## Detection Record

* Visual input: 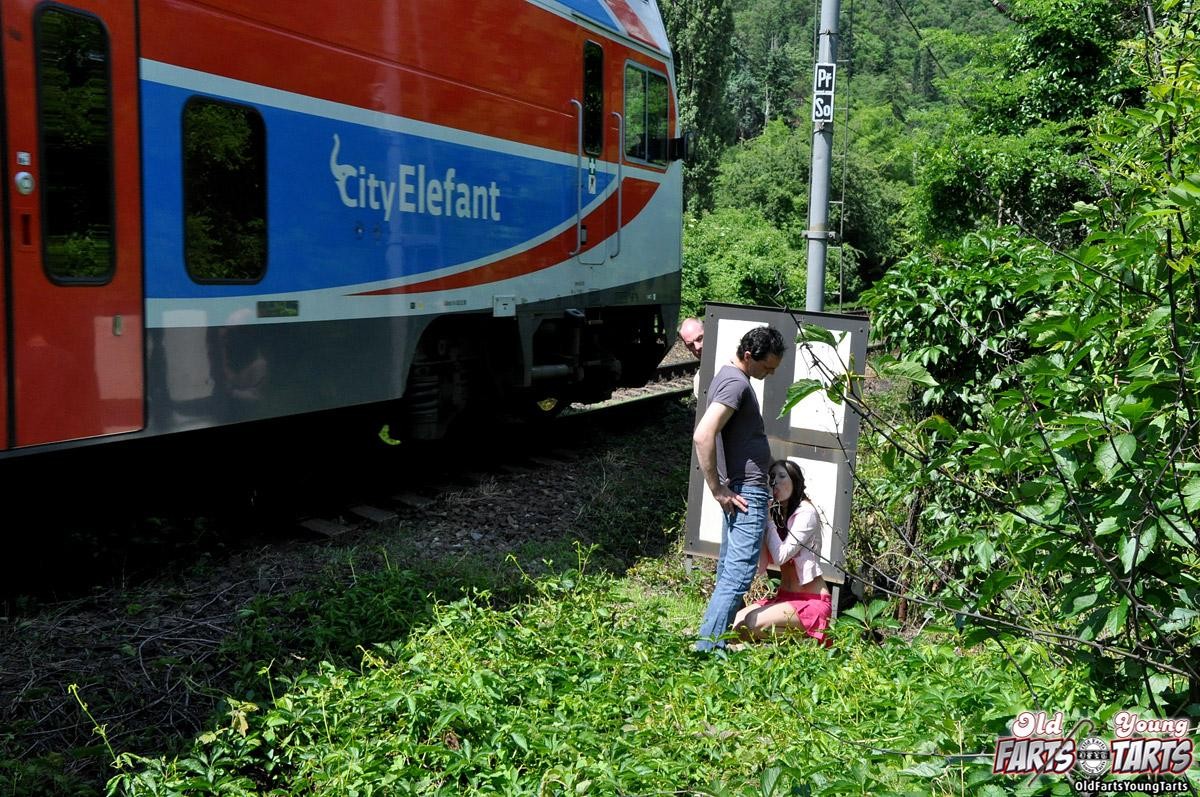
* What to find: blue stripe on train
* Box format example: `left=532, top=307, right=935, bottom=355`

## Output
left=550, top=0, right=621, bottom=31
left=141, top=80, right=612, bottom=299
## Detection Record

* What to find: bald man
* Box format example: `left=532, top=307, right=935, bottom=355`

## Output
left=679, top=317, right=704, bottom=397
left=679, top=317, right=704, bottom=358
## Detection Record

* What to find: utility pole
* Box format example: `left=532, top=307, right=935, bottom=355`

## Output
left=805, top=0, right=840, bottom=312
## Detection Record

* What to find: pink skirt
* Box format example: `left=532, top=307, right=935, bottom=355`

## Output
left=753, top=590, right=833, bottom=647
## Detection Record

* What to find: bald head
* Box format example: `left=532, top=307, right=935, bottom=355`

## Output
left=679, top=317, right=704, bottom=358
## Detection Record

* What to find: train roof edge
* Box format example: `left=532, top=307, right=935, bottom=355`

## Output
left=529, top=0, right=673, bottom=59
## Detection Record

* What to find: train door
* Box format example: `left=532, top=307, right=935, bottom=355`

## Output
left=2, top=0, right=143, bottom=448
left=577, top=39, right=609, bottom=266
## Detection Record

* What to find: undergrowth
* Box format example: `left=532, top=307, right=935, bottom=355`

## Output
left=103, top=550, right=1118, bottom=796
left=8, top=403, right=1187, bottom=796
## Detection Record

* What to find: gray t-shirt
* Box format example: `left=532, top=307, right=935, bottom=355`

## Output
left=708, top=365, right=770, bottom=487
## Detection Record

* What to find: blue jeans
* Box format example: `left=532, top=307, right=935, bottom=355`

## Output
left=695, top=482, right=769, bottom=652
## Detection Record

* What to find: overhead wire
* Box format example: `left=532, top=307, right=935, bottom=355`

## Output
left=888, top=0, right=950, bottom=80
left=836, top=0, right=854, bottom=306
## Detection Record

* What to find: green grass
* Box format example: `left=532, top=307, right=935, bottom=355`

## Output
left=9, top=401, right=1190, bottom=796
left=102, top=550, right=1118, bottom=796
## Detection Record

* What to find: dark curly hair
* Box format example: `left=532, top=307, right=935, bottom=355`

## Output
left=736, top=326, right=786, bottom=362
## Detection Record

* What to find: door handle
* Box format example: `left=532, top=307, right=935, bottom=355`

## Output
left=610, top=111, right=623, bottom=259
left=569, top=99, right=583, bottom=256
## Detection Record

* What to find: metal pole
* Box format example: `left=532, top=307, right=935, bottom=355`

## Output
left=806, top=0, right=840, bottom=312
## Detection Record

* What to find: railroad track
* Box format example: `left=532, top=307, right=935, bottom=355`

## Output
left=1, top=359, right=700, bottom=602
left=297, top=359, right=699, bottom=536
left=0, top=369, right=700, bottom=795
left=560, top=359, right=697, bottom=416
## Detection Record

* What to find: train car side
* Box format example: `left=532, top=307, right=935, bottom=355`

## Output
left=0, top=0, right=683, bottom=455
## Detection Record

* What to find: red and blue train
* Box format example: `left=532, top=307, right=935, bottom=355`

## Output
left=0, top=0, right=683, bottom=456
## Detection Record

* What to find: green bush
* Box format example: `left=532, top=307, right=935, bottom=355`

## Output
left=851, top=15, right=1200, bottom=713
left=681, top=207, right=862, bottom=316
left=106, top=562, right=1109, bottom=796
left=681, top=207, right=805, bottom=315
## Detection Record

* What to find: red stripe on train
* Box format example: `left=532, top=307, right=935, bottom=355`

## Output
left=139, top=0, right=671, bottom=158
left=352, top=178, right=659, bottom=295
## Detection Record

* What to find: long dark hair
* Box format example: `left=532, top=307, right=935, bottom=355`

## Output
left=770, top=459, right=807, bottom=539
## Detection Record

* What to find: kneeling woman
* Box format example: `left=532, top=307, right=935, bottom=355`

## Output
left=733, top=459, right=832, bottom=646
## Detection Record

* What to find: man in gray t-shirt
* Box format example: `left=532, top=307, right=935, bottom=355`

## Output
left=692, top=325, right=786, bottom=652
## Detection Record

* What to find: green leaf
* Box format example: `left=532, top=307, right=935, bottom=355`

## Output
left=1119, top=525, right=1157, bottom=573
left=900, top=760, right=946, bottom=777
left=760, top=766, right=783, bottom=797
left=795, top=323, right=841, bottom=348
left=1159, top=516, right=1196, bottom=548
left=931, top=534, right=976, bottom=554
left=1145, top=672, right=1172, bottom=697
left=1116, top=399, right=1154, bottom=424
left=978, top=785, right=1011, bottom=797
left=1053, top=451, right=1079, bottom=484
left=841, top=603, right=866, bottom=621
left=1094, top=516, right=1121, bottom=539
left=780, top=379, right=825, bottom=416
left=1161, top=605, right=1200, bottom=633
left=1168, top=173, right=1200, bottom=201
left=978, top=571, right=1022, bottom=606
left=1104, top=596, right=1130, bottom=637
left=974, top=539, right=996, bottom=569
left=1070, top=592, right=1099, bottom=616
left=1094, top=434, right=1137, bottom=480
left=1061, top=412, right=1108, bottom=426
left=876, top=357, right=939, bottom=387
left=1182, top=479, right=1200, bottom=513
left=917, top=414, right=957, bottom=439
left=1118, top=534, right=1136, bottom=573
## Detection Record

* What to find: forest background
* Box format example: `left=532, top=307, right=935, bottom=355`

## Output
left=663, top=0, right=1200, bottom=774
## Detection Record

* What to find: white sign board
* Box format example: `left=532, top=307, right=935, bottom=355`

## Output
left=812, top=62, right=836, bottom=124
left=684, top=303, right=869, bottom=584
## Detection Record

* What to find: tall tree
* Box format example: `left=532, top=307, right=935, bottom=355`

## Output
left=662, top=0, right=737, bottom=211
left=911, top=0, right=1141, bottom=244
left=727, top=0, right=813, bottom=140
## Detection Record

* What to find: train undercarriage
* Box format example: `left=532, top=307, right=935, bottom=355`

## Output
left=400, top=302, right=676, bottom=439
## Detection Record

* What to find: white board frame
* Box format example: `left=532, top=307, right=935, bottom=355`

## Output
left=683, top=303, right=869, bottom=583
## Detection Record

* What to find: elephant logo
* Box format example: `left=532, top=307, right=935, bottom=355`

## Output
left=329, top=134, right=359, bottom=207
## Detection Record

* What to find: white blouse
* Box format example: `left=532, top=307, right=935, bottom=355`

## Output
left=766, top=501, right=823, bottom=585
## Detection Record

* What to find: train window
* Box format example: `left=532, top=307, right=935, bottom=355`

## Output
left=624, top=66, right=645, bottom=161
left=647, top=72, right=669, bottom=164
left=35, top=8, right=115, bottom=282
left=623, top=64, right=669, bottom=166
left=183, top=98, right=267, bottom=282
left=583, top=41, right=603, bottom=155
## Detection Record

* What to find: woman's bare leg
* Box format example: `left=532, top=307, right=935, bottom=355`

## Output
left=732, top=602, right=802, bottom=640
